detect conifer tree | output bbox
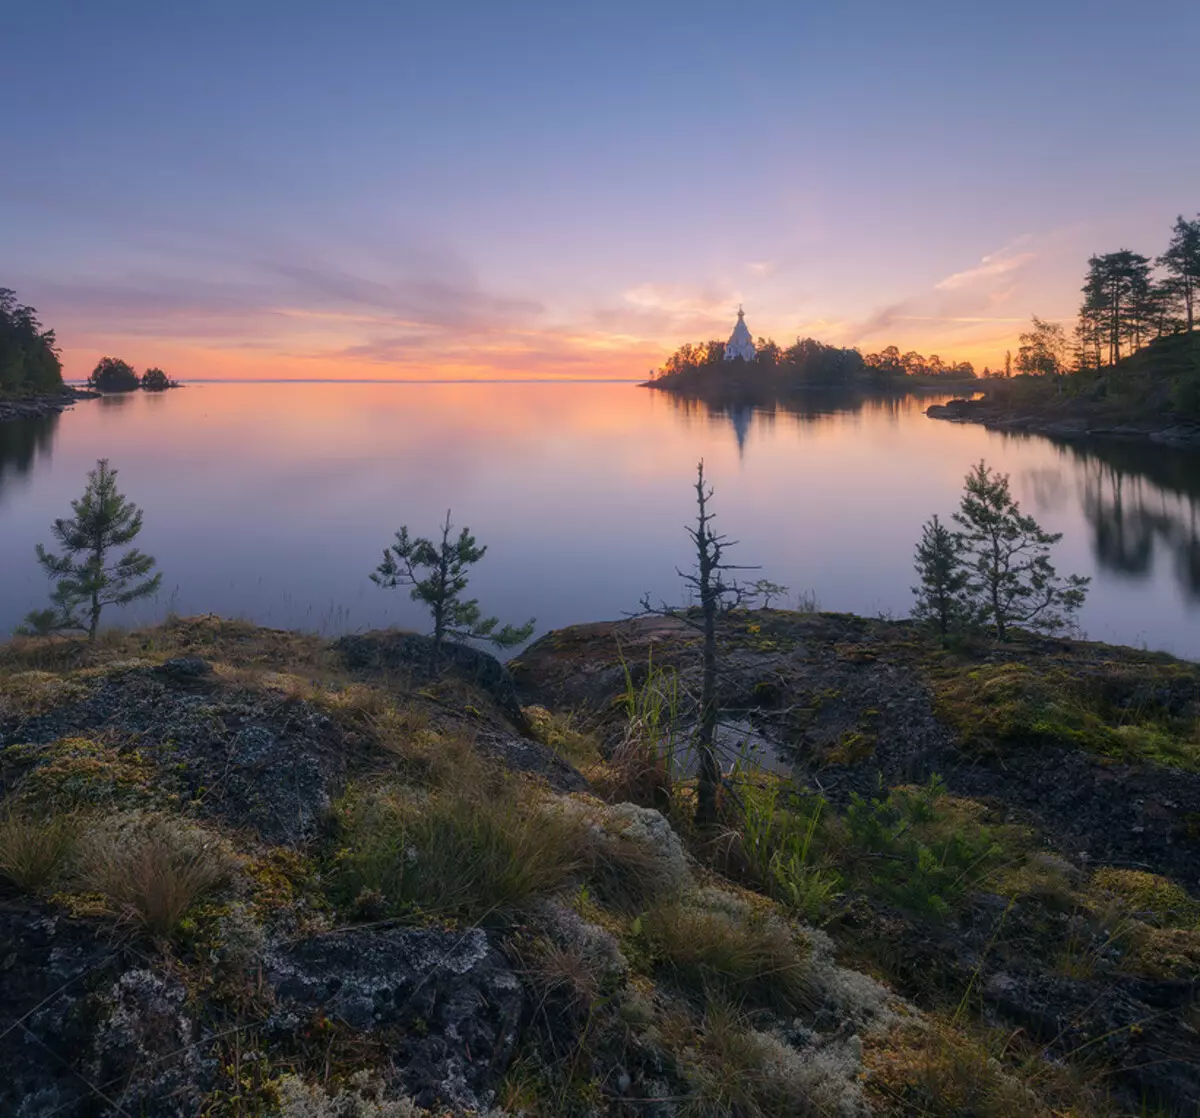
[23,459,161,639]
[953,461,1089,640]
[640,462,758,828]
[911,514,970,643]
[371,510,535,674]
[1158,214,1200,334]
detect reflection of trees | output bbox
[1061,438,1200,597]
[657,386,933,452]
[0,413,58,498]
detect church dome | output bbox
[724,307,756,361]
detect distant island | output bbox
[644,308,979,403]
[0,287,180,423]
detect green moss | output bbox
[0,670,91,717]
[1090,868,1200,929]
[2,736,159,810]
[932,660,1200,770]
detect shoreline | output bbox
[0,386,100,424]
[926,396,1200,448]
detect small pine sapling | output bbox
[911,514,971,643]
[371,509,535,674]
[953,460,1090,639]
[23,458,161,639]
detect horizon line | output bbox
[65,376,648,386]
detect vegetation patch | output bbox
[0,810,80,894]
[931,658,1200,769]
[2,734,159,810]
[77,811,236,937]
[0,669,90,717]
[636,900,811,1014]
[327,782,586,922]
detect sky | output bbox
[2,0,1198,381]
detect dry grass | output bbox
[328,783,587,922]
[0,810,79,892]
[659,1002,824,1118]
[78,813,234,937]
[641,901,811,1014]
[524,705,602,768]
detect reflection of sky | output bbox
[2,384,1199,658]
[2,2,1198,381]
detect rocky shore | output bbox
[1,613,1197,1115]
[926,395,1200,446]
[0,387,99,424]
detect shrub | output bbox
[640,901,811,1013]
[843,777,1003,919]
[0,811,78,893]
[328,785,584,922]
[78,813,233,937]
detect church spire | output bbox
[723,306,756,362]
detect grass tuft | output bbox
[0,810,79,893]
[78,812,234,937]
[328,784,585,922]
[639,901,811,1014]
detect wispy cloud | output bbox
[934,239,1036,292]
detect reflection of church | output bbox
[729,404,752,455]
[723,307,756,361]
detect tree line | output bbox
[1076,215,1199,369]
[0,289,64,395]
[1011,213,1200,382]
[652,335,977,388]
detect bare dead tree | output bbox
[640,460,759,828]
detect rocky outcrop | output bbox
[267,926,522,1113]
[926,396,1200,446]
[2,658,346,844]
[0,389,98,425]
[334,631,525,724]
[0,905,211,1117]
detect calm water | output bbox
[2,382,1199,659]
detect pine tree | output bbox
[371,510,535,674]
[1158,214,1200,334]
[911,515,970,643]
[953,461,1089,640]
[23,459,161,639]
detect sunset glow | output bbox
[3,3,1198,381]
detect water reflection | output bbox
[4,383,1200,653]
[664,386,1200,604]
[658,386,919,454]
[0,412,58,499]
[1062,439,1200,598]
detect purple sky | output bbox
[2,0,1197,379]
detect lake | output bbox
[2,381,1199,659]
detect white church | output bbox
[723,306,756,361]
